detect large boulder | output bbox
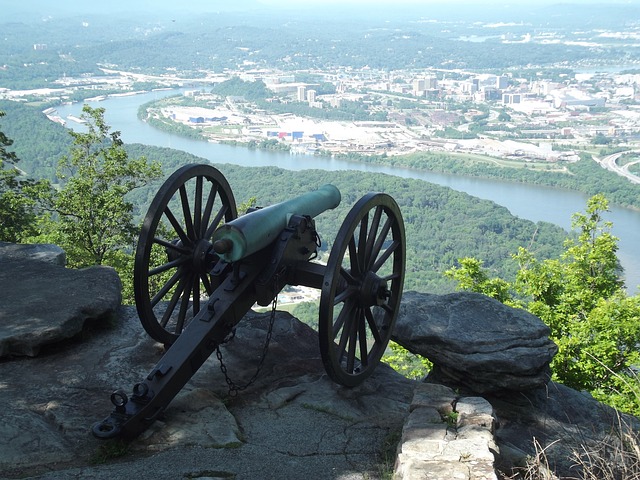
[0,244,121,357]
[0,241,66,265]
[392,291,557,393]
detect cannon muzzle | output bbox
[212,184,341,262]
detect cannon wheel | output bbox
[134,164,237,345]
[318,193,405,387]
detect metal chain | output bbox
[215,274,280,397]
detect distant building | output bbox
[552,89,606,109]
[502,93,521,104]
[496,75,509,90]
[413,76,438,96]
[462,81,478,94]
[413,78,426,94]
[307,89,317,103]
[297,85,306,102]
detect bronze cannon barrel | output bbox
[212,184,341,262]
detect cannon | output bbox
[92,163,405,439]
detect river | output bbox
[55,90,640,293]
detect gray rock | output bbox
[0,257,121,357]
[0,305,415,480]
[486,381,640,478]
[392,291,558,393]
[0,241,66,265]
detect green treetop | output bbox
[41,105,162,268]
[445,194,640,415]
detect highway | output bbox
[598,151,640,184]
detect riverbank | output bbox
[134,91,640,211]
[52,91,640,292]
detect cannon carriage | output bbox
[93,163,406,439]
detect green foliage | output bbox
[0,101,73,181]
[0,110,48,242]
[592,133,612,145]
[444,257,514,305]
[382,341,431,380]
[34,105,162,288]
[211,77,271,101]
[497,111,512,122]
[446,194,640,416]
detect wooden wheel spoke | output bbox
[333,299,356,338]
[175,274,194,334]
[150,268,183,307]
[153,237,191,255]
[334,285,356,306]
[372,239,399,273]
[347,236,360,276]
[369,216,393,271]
[381,271,402,282]
[346,307,360,373]
[160,275,188,328]
[192,275,201,316]
[358,312,368,367]
[200,182,219,238]
[148,256,189,277]
[164,206,191,246]
[364,306,382,344]
[201,272,213,295]
[357,214,369,267]
[364,205,383,269]
[179,185,195,240]
[194,176,203,239]
[204,204,229,239]
[336,305,357,352]
[338,266,358,285]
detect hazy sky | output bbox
[5,0,640,22]
[8,0,640,16]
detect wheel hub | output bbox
[359,271,390,307]
[192,239,215,273]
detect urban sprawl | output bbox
[3,64,640,183]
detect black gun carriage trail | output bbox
[92,163,406,439]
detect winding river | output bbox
[55,90,640,293]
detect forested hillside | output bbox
[123,144,567,293]
[0,101,72,182]
[1,102,568,293]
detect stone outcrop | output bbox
[0,243,121,357]
[392,291,558,393]
[1,245,637,480]
[0,244,416,479]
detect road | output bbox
[597,151,640,184]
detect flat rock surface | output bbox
[0,258,121,357]
[0,306,414,480]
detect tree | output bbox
[43,105,162,267]
[0,110,45,242]
[592,132,612,145]
[445,195,640,415]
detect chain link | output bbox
[215,273,280,397]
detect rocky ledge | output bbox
[0,244,637,479]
